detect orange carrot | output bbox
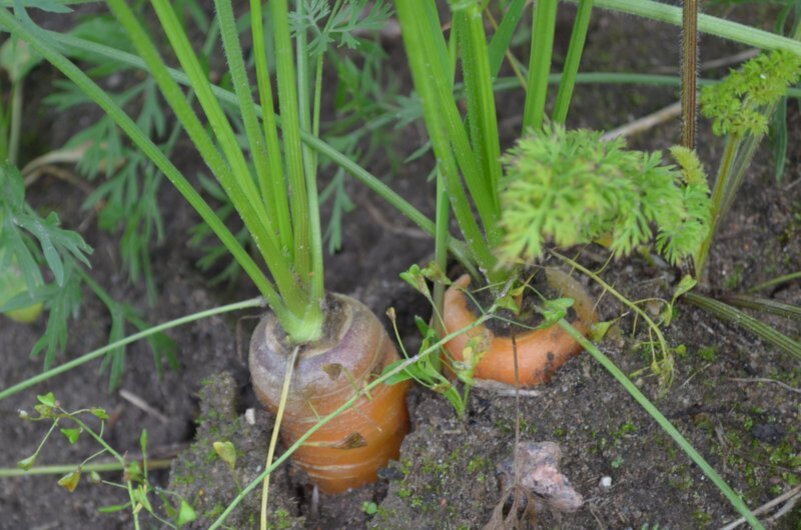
[250,293,409,493]
[442,269,596,386]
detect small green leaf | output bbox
[0,38,43,82]
[420,262,450,285]
[362,501,378,515]
[495,292,520,313]
[213,441,237,471]
[34,404,56,418]
[400,264,430,297]
[89,470,102,484]
[36,392,56,407]
[589,320,614,342]
[98,502,132,513]
[17,455,36,470]
[57,469,81,492]
[60,427,82,444]
[125,461,142,483]
[132,485,153,513]
[90,408,109,420]
[672,275,697,303]
[539,297,574,325]
[381,359,415,385]
[176,499,197,525]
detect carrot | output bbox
[250,293,410,494]
[0,256,43,324]
[442,268,596,386]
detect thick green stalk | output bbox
[249,0,293,254]
[419,7,500,245]
[271,0,313,288]
[394,0,499,280]
[579,0,801,55]
[214,0,278,237]
[694,134,738,281]
[487,0,527,79]
[149,0,272,237]
[0,9,294,329]
[8,79,21,165]
[721,294,801,321]
[41,29,475,272]
[684,293,801,361]
[107,0,315,339]
[553,0,594,123]
[432,170,450,337]
[215,0,323,330]
[454,4,502,210]
[681,0,698,149]
[523,0,558,131]
[294,1,325,309]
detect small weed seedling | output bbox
[11,391,195,528]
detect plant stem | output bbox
[0,297,264,402]
[250,0,293,254]
[746,271,801,293]
[693,134,739,280]
[552,251,672,382]
[720,294,801,321]
[486,0,527,80]
[553,0,594,124]
[394,0,501,282]
[271,0,313,289]
[557,320,764,529]
[432,170,450,337]
[0,459,172,477]
[260,346,298,530]
[39,28,474,271]
[455,4,502,210]
[523,0,558,132]
[681,0,698,149]
[683,292,801,360]
[8,78,22,166]
[214,0,279,238]
[577,0,801,55]
[8,3,289,326]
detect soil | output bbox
[2,3,801,530]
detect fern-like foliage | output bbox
[700,49,801,137]
[496,125,711,267]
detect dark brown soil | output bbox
[2,3,800,530]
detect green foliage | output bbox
[289,0,392,57]
[16,391,194,526]
[0,163,175,382]
[496,125,711,267]
[0,163,90,366]
[0,164,92,289]
[45,14,172,302]
[700,49,801,137]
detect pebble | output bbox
[599,476,612,488]
[245,408,256,425]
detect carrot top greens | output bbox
[497,126,711,268]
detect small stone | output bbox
[245,408,256,425]
[496,441,583,513]
[599,476,612,488]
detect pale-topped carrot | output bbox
[250,294,409,493]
